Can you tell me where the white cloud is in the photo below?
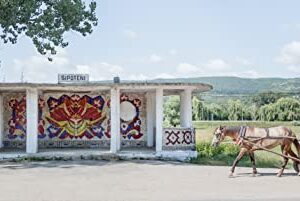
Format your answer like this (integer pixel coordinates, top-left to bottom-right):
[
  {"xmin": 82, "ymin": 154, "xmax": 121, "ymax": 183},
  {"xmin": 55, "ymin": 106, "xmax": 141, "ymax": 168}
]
[
  {"xmin": 287, "ymin": 66, "xmax": 300, "ymax": 74},
  {"xmin": 149, "ymin": 54, "xmax": 162, "ymax": 63},
  {"xmin": 276, "ymin": 41, "xmax": 300, "ymax": 75},
  {"xmin": 8, "ymin": 49, "xmax": 126, "ymax": 83},
  {"xmin": 176, "ymin": 63, "xmax": 203, "ymax": 75},
  {"xmin": 230, "ymin": 70, "xmax": 261, "ymax": 78},
  {"xmin": 123, "ymin": 29, "xmax": 138, "ymax": 39},
  {"xmin": 75, "ymin": 62, "xmax": 124, "ymax": 81},
  {"xmin": 127, "ymin": 74, "xmax": 149, "ymax": 80},
  {"xmin": 154, "ymin": 73, "xmax": 175, "ymax": 79},
  {"xmin": 277, "ymin": 41, "xmax": 300, "ymax": 65},
  {"xmin": 204, "ymin": 59, "xmax": 230, "ymax": 71},
  {"xmin": 11, "ymin": 49, "xmax": 72, "ymax": 83},
  {"xmin": 169, "ymin": 49, "xmax": 177, "ymax": 56},
  {"xmin": 234, "ymin": 57, "xmax": 252, "ymax": 66}
]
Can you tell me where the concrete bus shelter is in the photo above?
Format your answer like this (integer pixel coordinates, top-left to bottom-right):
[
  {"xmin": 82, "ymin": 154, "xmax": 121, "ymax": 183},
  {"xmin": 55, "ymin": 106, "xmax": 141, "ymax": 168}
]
[{"xmin": 0, "ymin": 80, "xmax": 212, "ymax": 160}]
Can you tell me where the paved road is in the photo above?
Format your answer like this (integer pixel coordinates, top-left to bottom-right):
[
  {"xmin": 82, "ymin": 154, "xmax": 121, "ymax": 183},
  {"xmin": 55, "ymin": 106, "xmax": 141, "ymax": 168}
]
[{"xmin": 0, "ymin": 160, "xmax": 300, "ymax": 201}]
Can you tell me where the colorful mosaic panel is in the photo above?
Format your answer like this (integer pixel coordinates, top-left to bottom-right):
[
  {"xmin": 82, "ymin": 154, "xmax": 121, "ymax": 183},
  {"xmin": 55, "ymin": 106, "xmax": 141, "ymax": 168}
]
[
  {"xmin": 120, "ymin": 94, "xmax": 144, "ymax": 140},
  {"xmin": 7, "ymin": 96, "xmax": 26, "ymax": 139},
  {"xmin": 7, "ymin": 95, "xmax": 46, "ymax": 140},
  {"xmin": 44, "ymin": 94, "xmax": 109, "ymax": 140}
]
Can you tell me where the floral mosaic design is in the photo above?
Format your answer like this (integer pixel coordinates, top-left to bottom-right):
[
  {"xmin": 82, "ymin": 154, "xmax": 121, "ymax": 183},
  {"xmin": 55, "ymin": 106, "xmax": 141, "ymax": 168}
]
[{"xmin": 44, "ymin": 94, "xmax": 109, "ymax": 139}]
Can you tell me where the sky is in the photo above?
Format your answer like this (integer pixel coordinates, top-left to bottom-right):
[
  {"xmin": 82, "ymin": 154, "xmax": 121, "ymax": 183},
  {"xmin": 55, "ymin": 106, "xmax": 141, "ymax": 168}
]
[{"xmin": 1, "ymin": 0, "xmax": 300, "ymax": 83}]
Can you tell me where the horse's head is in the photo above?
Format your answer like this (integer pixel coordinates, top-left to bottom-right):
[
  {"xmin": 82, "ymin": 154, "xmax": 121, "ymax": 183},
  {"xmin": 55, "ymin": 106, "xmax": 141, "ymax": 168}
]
[{"xmin": 211, "ymin": 126, "xmax": 226, "ymax": 147}]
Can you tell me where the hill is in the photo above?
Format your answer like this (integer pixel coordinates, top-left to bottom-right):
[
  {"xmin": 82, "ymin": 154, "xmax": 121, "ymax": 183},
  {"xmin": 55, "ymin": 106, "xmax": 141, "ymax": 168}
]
[{"xmin": 155, "ymin": 76, "xmax": 300, "ymax": 95}]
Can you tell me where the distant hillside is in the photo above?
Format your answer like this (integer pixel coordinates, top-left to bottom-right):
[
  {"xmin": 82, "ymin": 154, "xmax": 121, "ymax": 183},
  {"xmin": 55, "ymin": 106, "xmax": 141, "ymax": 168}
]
[{"xmin": 155, "ymin": 76, "xmax": 300, "ymax": 94}]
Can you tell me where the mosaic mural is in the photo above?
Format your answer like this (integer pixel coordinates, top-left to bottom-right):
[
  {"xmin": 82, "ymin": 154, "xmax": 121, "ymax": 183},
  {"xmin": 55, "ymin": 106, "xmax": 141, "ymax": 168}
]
[
  {"xmin": 2, "ymin": 92, "xmax": 147, "ymax": 148},
  {"xmin": 44, "ymin": 94, "xmax": 109, "ymax": 140},
  {"xmin": 7, "ymin": 95, "xmax": 45, "ymax": 140},
  {"xmin": 120, "ymin": 94, "xmax": 144, "ymax": 140},
  {"xmin": 7, "ymin": 96, "xmax": 26, "ymax": 139}
]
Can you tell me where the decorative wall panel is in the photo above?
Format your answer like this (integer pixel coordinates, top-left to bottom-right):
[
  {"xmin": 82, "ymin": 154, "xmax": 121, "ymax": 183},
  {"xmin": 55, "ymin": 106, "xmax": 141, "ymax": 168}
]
[
  {"xmin": 39, "ymin": 93, "xmax": 111, "ymax": 148},
  {"xmin": 120, "ymin": 93, "xmax": 146, "ymax": 147},
  {"xmin": 163, "ymin": 128, "xmax": 195, "ymax": 150},
  {"xmin": 3, "ymin": 93, "xmax": 26, "ymax": 148}
]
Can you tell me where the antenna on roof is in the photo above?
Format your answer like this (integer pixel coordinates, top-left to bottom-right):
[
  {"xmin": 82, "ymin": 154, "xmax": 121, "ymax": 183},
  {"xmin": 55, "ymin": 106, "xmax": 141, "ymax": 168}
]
[{"xmin": 21, "ymin": 69, "xmax": 24, "ymax": 83}]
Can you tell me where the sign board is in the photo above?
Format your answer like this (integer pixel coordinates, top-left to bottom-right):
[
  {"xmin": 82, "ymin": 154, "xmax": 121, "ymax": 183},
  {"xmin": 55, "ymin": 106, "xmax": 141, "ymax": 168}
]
[{"xmin": 58, "ymin": 74, "xmax": 89, "ymax": 83}]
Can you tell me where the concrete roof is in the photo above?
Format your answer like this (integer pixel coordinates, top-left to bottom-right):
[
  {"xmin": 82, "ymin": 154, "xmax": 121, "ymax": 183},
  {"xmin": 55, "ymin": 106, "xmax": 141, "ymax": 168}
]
[{"xmin": 0, "ymin": 80, "xmax": 213, "ymax": 93}]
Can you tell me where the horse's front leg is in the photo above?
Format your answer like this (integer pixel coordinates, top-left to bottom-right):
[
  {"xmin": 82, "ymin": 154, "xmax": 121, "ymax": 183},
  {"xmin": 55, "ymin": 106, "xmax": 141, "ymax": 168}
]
[
  {"xmin": 229, "ymin": 148, "xmax": 247, "ymax": 177},
  {"xmin": 249, "ymin": 151, "xmax": 258, "ymax": 175}
]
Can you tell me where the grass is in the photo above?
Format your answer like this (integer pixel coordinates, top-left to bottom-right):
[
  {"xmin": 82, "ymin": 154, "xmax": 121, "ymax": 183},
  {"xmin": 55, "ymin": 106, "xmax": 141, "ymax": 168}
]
[{"xmin": 192, "ymin": 121, "xmax": 300, "ymax": 169}]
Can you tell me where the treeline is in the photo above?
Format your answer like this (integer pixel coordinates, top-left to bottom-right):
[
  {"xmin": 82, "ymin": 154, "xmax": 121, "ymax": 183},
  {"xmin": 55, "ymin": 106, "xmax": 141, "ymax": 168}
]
[{"xmin": 163, "ymin": 92, "xmax": 300, "ymax": 127}]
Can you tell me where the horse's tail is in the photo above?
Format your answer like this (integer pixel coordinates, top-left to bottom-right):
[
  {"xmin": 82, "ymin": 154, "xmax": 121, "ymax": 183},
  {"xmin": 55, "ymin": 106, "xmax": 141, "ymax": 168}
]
[{"xmin": 293, "ymin": 138, "xmax": 300, "ymax": 158}]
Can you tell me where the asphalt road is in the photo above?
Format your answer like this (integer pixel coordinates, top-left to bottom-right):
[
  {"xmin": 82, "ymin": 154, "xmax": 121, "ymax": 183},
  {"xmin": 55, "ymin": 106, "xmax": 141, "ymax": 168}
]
[{"xmin": 0, "ymin": 160, "xmax": 300, "ymax": 201}]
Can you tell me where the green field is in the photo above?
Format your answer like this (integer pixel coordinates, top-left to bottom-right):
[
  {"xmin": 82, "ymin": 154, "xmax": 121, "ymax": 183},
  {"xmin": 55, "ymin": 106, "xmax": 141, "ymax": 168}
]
[{"xmin": 192, "ymin": 121, "xmax": 300, "ymax": 169}]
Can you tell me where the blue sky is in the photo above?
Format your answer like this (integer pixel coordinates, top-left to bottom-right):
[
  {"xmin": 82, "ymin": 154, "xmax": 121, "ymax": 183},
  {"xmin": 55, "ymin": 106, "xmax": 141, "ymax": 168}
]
[{"xmin": 1, "ymin": 0, "xmax": 300, "ymax": 82}]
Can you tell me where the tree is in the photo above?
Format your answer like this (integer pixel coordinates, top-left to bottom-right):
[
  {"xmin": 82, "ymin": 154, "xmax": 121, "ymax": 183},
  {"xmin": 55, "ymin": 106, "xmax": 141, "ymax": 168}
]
[
  {"xmin": 227, "ymin": 100, "xmax": 243, "ymax": 121},
  {"xmin": 275, "ymin": 97, "xmax": 300, "ymax": 121},
  {"xmin": 252, "ymin": 92, "xmax": 284, "ymax": 107},
  {"xmin": 0, "ymin": 0, "xmax": 98, "ymax": 60},
  {"xmin": 163, "ymin": 96, "xmax": 180, "ymax": 127}
]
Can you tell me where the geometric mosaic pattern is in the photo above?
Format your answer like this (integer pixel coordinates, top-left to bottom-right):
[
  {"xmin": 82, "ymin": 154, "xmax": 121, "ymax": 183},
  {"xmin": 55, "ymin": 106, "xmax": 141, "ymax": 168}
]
[{"xmin": 163, "ymin": 128, "xmax": 195, "ymax": 150}]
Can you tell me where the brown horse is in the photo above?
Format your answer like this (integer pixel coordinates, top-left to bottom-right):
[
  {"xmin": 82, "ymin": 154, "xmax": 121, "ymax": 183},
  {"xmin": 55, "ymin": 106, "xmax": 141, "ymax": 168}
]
[{"xmin": 211, "ymin": 126, "xmax": 300, "ymax": 177}]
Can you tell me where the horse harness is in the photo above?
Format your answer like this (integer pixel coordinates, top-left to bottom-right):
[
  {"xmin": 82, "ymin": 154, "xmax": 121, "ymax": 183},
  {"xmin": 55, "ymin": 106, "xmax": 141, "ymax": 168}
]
[
  {"xmin": 236, "ymin": 126, "xmax": 294, "ymax": 146},
  {"xmin": 236, "ymin": 126, "xmax": 247, "ymax": 145}
]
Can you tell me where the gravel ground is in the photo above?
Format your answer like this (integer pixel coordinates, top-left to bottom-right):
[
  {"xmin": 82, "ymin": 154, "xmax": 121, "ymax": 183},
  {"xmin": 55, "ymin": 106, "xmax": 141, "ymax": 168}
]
[{"xmin": 0, "ymin": 160, "xmax": 300, "ymax": 201}]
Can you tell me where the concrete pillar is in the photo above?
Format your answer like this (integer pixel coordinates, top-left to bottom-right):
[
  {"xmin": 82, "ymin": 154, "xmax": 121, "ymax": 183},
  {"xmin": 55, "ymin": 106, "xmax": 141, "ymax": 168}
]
[
  {"xmin": 26, "ymin": 88, "xmax": 39, "ymax": 154},
  {"xmin": 155, "ymin": 88, "xmax": 163, "ymax": 152},
  {"xmin": 180, "ymin": 88, "xmax": 193, "ymax": 128},
  {"xmin": 110, "ymin": 87, "xmax": 120, "ymax": 153},
  {"xmin": 146, "ymin": 92, "xmax": 155, "ymax": 147},
  {"xmin": 0, "ymin": 94, "xmax": 4, "ymax": 148}
]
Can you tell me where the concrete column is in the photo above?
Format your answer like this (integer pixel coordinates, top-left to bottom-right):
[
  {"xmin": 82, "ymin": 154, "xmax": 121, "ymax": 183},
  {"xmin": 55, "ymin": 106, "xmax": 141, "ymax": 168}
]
[
  {"xmin": 110, "ymin": 87, "xmax": 120, "ymax": 153},
  {"xmin": 26, "ymin": 88, "xmax": 39, "ymax": 154},
  {"xmin": 0, "ymin": 94, "xmax": 4, "ymax": 148},
  {"xmin": 146, "ymin": 92, "xmax": 155, "ymax": 147},
  {"xmin": 180, "ymin": 88, "xmax": 193, "ymax": 128},
  {"xmin": 155, "ymin": 88, "xmax": 163, "ymax": 152}
]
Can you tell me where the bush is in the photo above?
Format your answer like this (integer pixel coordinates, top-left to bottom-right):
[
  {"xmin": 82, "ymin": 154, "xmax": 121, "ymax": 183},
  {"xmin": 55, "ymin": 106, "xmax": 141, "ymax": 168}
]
[
  {"xmin": 195, "ymin": 142, "xmax": 240, "ymax": 159},
  {"xmin": 292, "ymin": 121, "xmax": 300, "ymax": 126}
]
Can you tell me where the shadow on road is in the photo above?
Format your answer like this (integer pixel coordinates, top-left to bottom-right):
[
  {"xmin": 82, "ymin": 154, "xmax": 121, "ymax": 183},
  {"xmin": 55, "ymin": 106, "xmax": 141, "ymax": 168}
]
[{"xmin": 0, "ymin": 159, "xmax": 191, "ymax": 170}]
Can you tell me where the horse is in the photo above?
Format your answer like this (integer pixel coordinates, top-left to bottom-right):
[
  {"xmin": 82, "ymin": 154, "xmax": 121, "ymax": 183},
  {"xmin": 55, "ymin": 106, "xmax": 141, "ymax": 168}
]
[{"xmin": 211, "ymin": 126, "xmax": 300, "ymax": 177}]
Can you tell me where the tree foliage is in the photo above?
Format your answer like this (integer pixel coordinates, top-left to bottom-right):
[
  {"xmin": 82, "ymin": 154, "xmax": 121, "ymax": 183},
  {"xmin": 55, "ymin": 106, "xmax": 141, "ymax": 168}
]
[
  {"xmin": 164, "ymin": 96, "xmax": 180, "ymax": 127},
  {"xmin": 0, "ymin": 0, "xmax": 98, "ymax": 60},
  {"xmin": 164, "ymin": 93, "xmax": 300, "ymax": 125}
]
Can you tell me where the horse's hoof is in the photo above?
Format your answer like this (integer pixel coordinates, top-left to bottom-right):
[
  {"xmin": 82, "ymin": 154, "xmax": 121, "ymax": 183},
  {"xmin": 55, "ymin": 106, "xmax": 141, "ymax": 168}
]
[
  {"xmin": 228, "ymin": 172, "xmax": 234, "ymax": 178},
  {"xmin": 277, "ymin": 173, "xmax": 282, "ymax": 177},
  {"xmin": 252, "ymin": 173, "xmax": 257, "ymax": 177}
]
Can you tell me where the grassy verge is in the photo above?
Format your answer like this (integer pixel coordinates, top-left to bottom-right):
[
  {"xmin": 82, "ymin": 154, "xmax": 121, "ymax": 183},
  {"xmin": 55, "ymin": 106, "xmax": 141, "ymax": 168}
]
[
  {"xmin": 191, "ymin": 121, "xmax": 300, "ymax": 169},
  {"xmin": 190, "ymin": 141, "xmax": 286, "ymax": 168}
]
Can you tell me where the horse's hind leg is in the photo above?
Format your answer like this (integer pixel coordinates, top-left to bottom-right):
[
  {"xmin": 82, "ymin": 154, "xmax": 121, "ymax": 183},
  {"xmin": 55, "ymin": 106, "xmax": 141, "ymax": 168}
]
[
  {"xmin": 229, "ymin": 148, "xmax": 247, "ymax": 177},
  {"xmin": 287, "ymin": 149, "xmax": 300, "ymax": 176},
  {"xmin": 277, "ymin": 146, "xmax": 289, "ymax": 177},
  {"xmin": 249, "ymin": 152, "xmax": 258, "ymax": 175}
]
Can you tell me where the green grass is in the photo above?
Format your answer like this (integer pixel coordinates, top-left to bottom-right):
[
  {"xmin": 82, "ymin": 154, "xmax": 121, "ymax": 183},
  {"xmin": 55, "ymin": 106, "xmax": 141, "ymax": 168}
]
[{"xmin": 192, "ymin": 121, "xmax": 300, "ymax": 169}]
